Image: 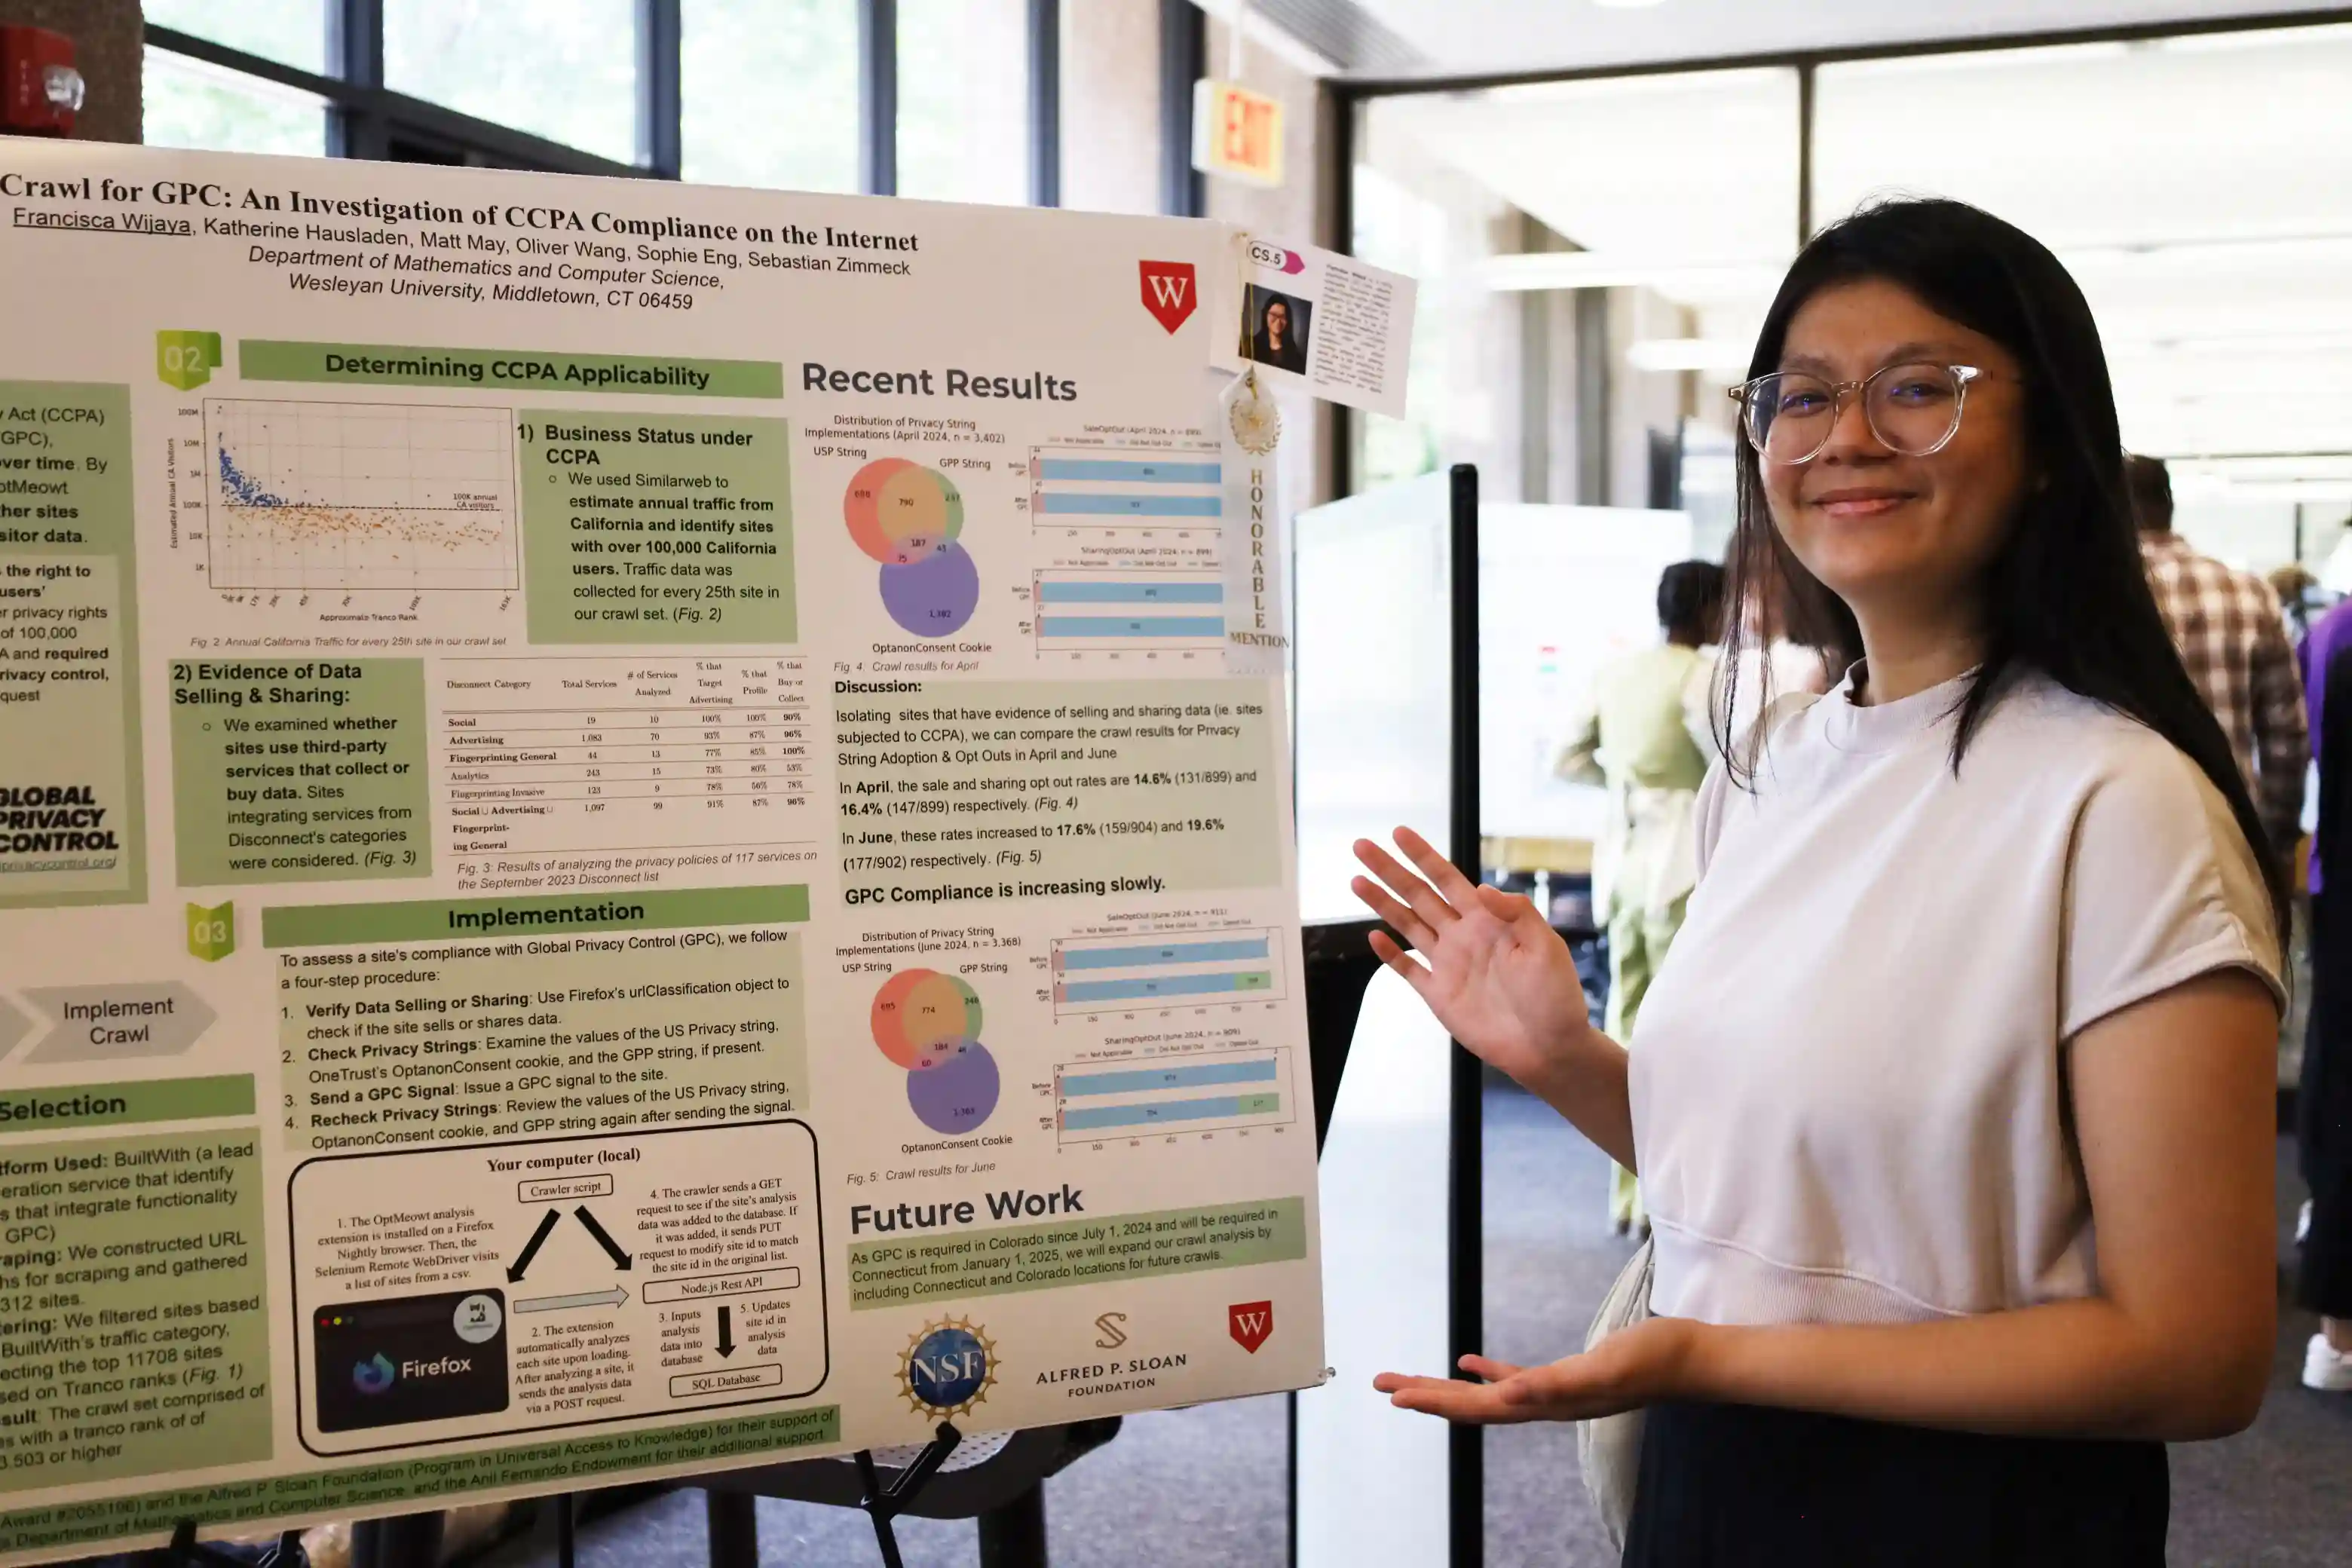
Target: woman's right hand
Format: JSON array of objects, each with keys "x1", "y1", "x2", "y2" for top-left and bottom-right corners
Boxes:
[{"x1": 1349, "y1": 828, "x2": 1599, "y2": 1095}]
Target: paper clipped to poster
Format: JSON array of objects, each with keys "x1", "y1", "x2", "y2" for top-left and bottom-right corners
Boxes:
[{"x1": 1217, "y1": 234, "x2": 1416, "y2": 419}]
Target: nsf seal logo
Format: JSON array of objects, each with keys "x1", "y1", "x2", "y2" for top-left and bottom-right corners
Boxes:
[{"x1": 898, "y1": 1317, "x2": 999, "y2": 1418}]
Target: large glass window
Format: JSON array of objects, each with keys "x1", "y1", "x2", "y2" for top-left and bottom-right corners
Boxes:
[
  {"x1": 144, "y1": 0, "x2": 327, "y2": 75},
  {"x1": 896, "y1": 0, "x2": 1030, "y2": 204},
  {"x1": 1815, "y1": 26, "x2": 2352, "y2": 571},
  {"x1": 144, "y1": 45, "x2": 329, "y2": 157},
  {"x1": 681, "y1": 0, "x2": 861, "y2": 193},
  {"x1": 385, "y1": 0, "x2": 640, "y2": 164},
  {"x1": 1354, "y1": 68, "x2": 1799, "y2": 506}
]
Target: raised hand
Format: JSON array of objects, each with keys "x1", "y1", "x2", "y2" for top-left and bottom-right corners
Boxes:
[{"x1": 1349, "y1": 827, "x2": 1597, "y2": 1094}]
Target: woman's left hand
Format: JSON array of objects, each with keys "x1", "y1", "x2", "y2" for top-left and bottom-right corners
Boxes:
[{"x1": 1372, "y1": 1317, "x2": 1700, "y2": 1424}]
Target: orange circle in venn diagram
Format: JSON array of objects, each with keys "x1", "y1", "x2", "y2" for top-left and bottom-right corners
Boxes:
[
  {"x1": 870, "y1": 969, "x2": 985, "y2": 1070},
  {"x1": 844, "y1": 458, "x2": 964, "y2": 566}
]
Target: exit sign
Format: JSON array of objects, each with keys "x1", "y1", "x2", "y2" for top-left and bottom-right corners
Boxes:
[{"x1": 1192, "y1": 78, "x2": 1284, "y2": 188}]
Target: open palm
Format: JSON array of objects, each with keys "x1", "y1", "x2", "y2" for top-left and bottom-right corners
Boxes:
[{"x1": 1349, "y1": 828, "x2": 1594, "y2": 1091}]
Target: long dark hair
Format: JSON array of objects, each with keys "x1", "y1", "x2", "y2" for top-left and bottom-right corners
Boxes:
[{"x1": 1713, "y1": 197, "x2": 2290, "y2": 942}]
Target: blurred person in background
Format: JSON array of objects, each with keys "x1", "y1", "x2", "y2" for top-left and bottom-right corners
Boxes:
[
  {"x1": 1717, "y1": 534, "x2": 1836, "y2": 765},
  {"x1": 2270, "y1": 563, "x2": 2320, "y2": 647},
  {"x1": 1556, "y1": 561, "x2": 1726, "y2": 1234},
  {"x1": 2301, "y1": 593, "x2": 2352, "y2": 1392},
  {"x1": 2130, "y1": 454, "x2": 2308, "y2": 857}
]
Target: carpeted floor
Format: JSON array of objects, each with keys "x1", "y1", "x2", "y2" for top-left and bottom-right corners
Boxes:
[{"x1": 477, "y1": 1083, "x2": 2352, "y2": 1567}]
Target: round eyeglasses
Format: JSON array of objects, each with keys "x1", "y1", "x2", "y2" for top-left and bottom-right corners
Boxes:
[{"x1": 1729, "y1": 362, "x2": 1984, "y2": 465}]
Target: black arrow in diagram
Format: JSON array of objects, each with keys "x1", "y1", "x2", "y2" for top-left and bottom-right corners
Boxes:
[
  {"x1": 716, "y1": 1305, "x2": 735, "y2": 1358},
  {"x1": 507, "y1": 1209, "x2": 562, "y2": 1283},
  {"x1": 574, "y1": 1205, "x2": 632, "y2": 1269}
]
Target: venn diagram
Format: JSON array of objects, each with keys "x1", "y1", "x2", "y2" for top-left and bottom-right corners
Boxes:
[
  {"x1": 844, "y1": 458, "x2": 979, "y2": 638},
  {"x1": 871, "y1": 968, "x2": 1000, "y2": 1135}
]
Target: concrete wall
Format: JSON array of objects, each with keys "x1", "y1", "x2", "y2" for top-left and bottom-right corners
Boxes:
[{"x1": 0, "y1": 0, "x2": 140, "y2": 143}]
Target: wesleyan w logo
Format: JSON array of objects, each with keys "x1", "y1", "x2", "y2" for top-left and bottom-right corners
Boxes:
[
  {"x1": 1139, "y1": 261, "x2": 1198, "y2": 333},
  {"x1": 1228, "y1": 1300, "x2": 1273, "y2": 1354}
]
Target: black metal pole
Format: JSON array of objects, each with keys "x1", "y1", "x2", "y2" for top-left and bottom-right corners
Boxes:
[
  {"x1": 1028, "y1": 0, "x2": 1061, "y2": 207},
  {"x1": 1445, "y1": 462, "x2": 1483, "y2": 1568},
  {"x1": 975, "y1": 1485, "x2": 1049, "y2": 1566},
  {"x1": 704, "y1": 1489, "x2": 759, "y2": 1568},
  {"x1": 1158, "y1": 0, "x2": 1205, "y2": 217},
  {"x1": 860, "y1": 0, "x2": 899, "y2": 196}
]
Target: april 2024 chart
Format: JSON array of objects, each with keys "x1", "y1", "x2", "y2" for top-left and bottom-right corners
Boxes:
[
  {"x1": 1027, "y1": 446, "x2": 1228, "y2": 660},
  {"x1": 203, "y1": 398, "x2": 521, "y2": 592}
]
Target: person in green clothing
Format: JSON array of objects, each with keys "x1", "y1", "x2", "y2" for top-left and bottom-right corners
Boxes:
[{"x1": 1557, "y1": 560, "x2": 1728, "y2": 1233}]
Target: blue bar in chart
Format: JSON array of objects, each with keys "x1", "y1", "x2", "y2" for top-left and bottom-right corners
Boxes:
[
  {"x1": 1058, "y1": 937, "x2": 1269, "y2": 969},
  {"x1": 1062, "y1": 1093, "x2": 1283, "y2": 1132},
  {"x1": 1060, "y1": 972, "x2": 1273, "y2": 1004},
  {"x1": 1037, "y1": 458, "x2": 1220, "y2": 485},
  {"x1": 1040, "y1": 492, "x2": 1221, "y2": 519},
  {"x1": 1037, "y1": 580, "x2": 1223, "y2": 605},
  {"x1": 1060, "y1": 1058, "x2": 1280, "y2": 1096}
]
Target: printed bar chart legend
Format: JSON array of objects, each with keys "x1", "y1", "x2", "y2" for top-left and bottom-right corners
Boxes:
[
  {"x1": 1049, "y1": 929, "x2": 1283, "y2": 1015},
  {"x1": 1055, "y1": 1048, "x2": 1296, "y2": 1144}
]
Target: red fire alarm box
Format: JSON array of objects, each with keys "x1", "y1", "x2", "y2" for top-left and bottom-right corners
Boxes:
[{"x1": 2, "y1": 25, "x2": 84, "y2": 137}]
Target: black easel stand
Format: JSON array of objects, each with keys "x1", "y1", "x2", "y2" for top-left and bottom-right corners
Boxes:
[{"x1": 850, "y1": 1423, "x2": 963, "y2": 1568}]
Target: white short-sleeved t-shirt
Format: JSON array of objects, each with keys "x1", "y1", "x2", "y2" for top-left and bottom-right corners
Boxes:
[{"x1": 1628, "y1": 666, "x2": 2283, "y2": 1326}]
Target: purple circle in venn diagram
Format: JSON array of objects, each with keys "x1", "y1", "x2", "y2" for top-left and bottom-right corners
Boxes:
[
  {"x1": 877, "y1": 539, "x2": 979, "y2": 638},
  {"x1": 905, "y1": 1037, "x2": 1000, "y2": 1135}
]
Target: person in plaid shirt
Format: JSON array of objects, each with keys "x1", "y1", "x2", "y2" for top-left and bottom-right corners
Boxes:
[{"x1": 2127, "y1": 455, "x2": 2309, "y2": 853}]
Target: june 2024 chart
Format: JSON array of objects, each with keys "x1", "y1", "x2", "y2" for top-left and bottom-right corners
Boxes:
[
  {"x1": 1048, "y1": 929, "x2": 1297, "y2": 1146},
  {"x1": 202, "y1": 398, "x2": 522, "y2": 592}
]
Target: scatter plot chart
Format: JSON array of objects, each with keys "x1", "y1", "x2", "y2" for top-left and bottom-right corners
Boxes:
[
  {"x1": 871, "y1": 969, "x2": 999, "y2": 1135},
  {"x1": 844, "y1": 458, "x2": 979, "y2": 636},
  {"x1": 204, "y1": 399, "x2": 519, "y2": 591}
]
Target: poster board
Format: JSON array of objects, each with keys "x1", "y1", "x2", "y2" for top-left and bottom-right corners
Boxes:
[{"x1": 0, "y1": 143, "x2": 1322, "y2": 1560}]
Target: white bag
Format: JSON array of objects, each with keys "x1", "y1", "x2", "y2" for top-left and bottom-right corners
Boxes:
[{"x1": 1577, "y1": 1236, "x2": 1655, "y2": 1550}]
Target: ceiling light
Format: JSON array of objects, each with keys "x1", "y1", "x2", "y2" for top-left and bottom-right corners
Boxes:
[{"x1": 1592, "y1": 0, "x2": 1669, "y2": 8}]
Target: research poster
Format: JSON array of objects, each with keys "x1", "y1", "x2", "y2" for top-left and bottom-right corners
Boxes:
[{"x1": 0, "y1": 143, "x2": 1325, "y2": 1560}]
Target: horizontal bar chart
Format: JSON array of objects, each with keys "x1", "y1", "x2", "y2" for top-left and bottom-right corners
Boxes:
[
  {"x1": 1033, "y1": 573, "x2": 1226, "y2": 655},
  {"x1": 1030, "y1": 445, "x2": 1222, "y2": 531},
  {"x1": 1054, "y1": 1047, "x2": 1296, "y2": 1145},
  {"x1": 1050, "y1": 926, "x2": 1285, "y2": 1014}
]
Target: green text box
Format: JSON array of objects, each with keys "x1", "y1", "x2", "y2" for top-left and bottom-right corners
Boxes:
[
  {"x1": 262, "y1": 884, "x2": 808, "y2": 947},
  {"x1": 0, "y1": 1131, "x2": 269, "y2": 1491},
  {"x1": 847, "y1": 1196, "x2": 1306, "y2": 1309},
  {"x1": 170, "y1": 658, "x2": 430, "y2": 887},
  {"x1": 0, "y1": 382, "x2": 145, "y2": 908},
  {"x1": 0, "y1": 1404, "x2": 838, "y2": 1556},
  {"x1": 521, "y1": 412, "x2": 796, "y2": 645},
  {"x1": 0, "y1": 1076, "x2": 253, "y2": 1134},
  {"x1": 238, "y1": 342, "x2": 782, "y2": 400}
]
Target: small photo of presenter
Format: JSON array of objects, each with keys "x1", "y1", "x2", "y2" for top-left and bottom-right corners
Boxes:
[{"x1": 1242, "y1": 285, "x2": 1309, "y2": 374}]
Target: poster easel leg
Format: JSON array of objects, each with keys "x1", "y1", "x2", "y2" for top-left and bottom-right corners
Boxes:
[
  {"x1": 350, "y1": 1509, "x2": 445, "y2": 1568},
  {"x1": 703, "y1": 1488, "x2": 760, "y2": 1568},
  {"x1": 852, "y1": 1423, "x2": 963, "y2": 1568},
  {"x1": 975, "y1": 1485, "x2": 1047, "y2": 1567}
]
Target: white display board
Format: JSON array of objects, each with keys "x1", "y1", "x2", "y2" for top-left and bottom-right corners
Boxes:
[
  {"x1": 1478, "y1": 504, "x2": 1695, "y2": 843},
  {"x1": 0, "y1": 143, "x2": 1324, "y2": 1560}
]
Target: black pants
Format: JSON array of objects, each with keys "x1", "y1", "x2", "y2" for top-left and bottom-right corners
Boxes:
[
  {"x1": 1621, "y1": 1401, "x2": 2167, "y2": 1566},
  {"x1": 2303, "y1": 887, "x2": 2352, "y2": 1318}
]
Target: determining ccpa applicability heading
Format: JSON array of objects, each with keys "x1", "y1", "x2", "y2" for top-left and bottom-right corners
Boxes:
[{"x1": 803, "y1": 363, "x2": 1079, "y2": 401}]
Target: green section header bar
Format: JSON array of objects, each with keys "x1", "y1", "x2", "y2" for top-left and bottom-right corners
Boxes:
[
  {"x1": 263, "y1": 885, "x2": 810, "y2": 948},
  {"x1": 0, "y1": 1405, "x2": 839, "y2": 1556},
  {"x1": 0, "y1": 1075, "x2": 253, "y2": 1133},
  {"x1": 239, "y1": 340, "x2": 783, "y2": 399},
  {"x1": 848, "y1": 1196, "x2": 1308, "y2": 1310}
]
